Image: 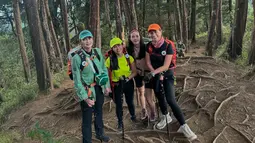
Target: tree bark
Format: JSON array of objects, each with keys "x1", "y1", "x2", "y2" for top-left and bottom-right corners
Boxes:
[
  {"x1": 130, "y1": 0, "x2": 138, "y2": 30},
  {"x1": 24, "y1": 0, "x2": 53, "y2": 91},
  {"x1": 60, "y1": 0, "x2": 70, "y2": 52},
  {"x1": 180, "y1": 0, "x2": 189, "y2": 51},
  {"x1": 40, "y1": 0, "x2": 56, "y2": 71},
  {"x1": 13, "y1": 0, "x2": 31, "y2": 83},
  {"x1": 122, "y1": 0, "x2": 132, "y2": 31},
  {"x1": 227, "y1": 0, "x2": 248, "y2": 59},
  {"x1": 248, "y1": 0, "x2": 255, "y2": 65},
  {"x1": 206, "y1": 0, "x2": 218, "y2": 56},
  {"x1": 156, "y1": 0, "x2": 161, "y2": 25},
  {"x1": 215, "y1": 0, "x2": 222, "y2": 49},
  {"x1": 45, "y1": 0, "x2": 64, "y2": 69},
  {"x1": 104, "y1": 0, "x2": 112, "y2": 37},
  {"x1": 167, "y1": 0, "x2": 175, "y2": 40},
  {"x1": 115, "y1": 0, "x2": 123, "y2": 38},
  {"x1": 88, "y1": 0, "x2": 101, "y2": 48},
  {"x1": 189, "y1": 0, "x2": 196, "y2": 43},
  {"x1": 142, "y1": 0, "x2": 146, "y2": 36},
  {"x1": 175, "y1": 0, "x2": 183, "y2": 42}
]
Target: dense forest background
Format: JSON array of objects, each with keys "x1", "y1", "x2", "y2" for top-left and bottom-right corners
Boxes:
[{"x1": 0, "y1": 0, "x2": 255, "y2": 142}]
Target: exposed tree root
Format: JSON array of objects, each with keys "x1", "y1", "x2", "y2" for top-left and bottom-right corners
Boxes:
[
  {"x1": 178, "y1": 56, "x2": 214, "y2": 60},
  {"x1": 214, "y1": 92, "x2": 240, "y2": 126},
  {"x1": 149, "y1": 137, "x2": 166, "y2": 143},
  {"x1": 35, "y1": 108, "x2": 53, "y2": 116},
  {"x1": 242, "y1": 114, "x2": 249, "y2": 124},
  {"x1": 210, "y1": 70, "x2": 229, "y2": 79},
  {"x1": 195, "y1": 93, "x2": 202, "y2": 108},
  {"x1": 190, "y1": 74, "x2": 216, "y2": 80},
  {"x1": 212, "y1": 126, "x2": 227, "y2": 143},
  {"x1": 138, "y1": 136, "x2": 154, "y2": 143},
  {"x1": 104, "y1": 123, "x2": 117, "y2": 132},
  {"x1": 64, "y1": 102, "x2": 79, "y2": 110},
  {"x1": 177, "y1": 57, "x2": 191, "y2": 67},
  {"x1": 183, "y1": 76, "x2": 192, "y2": 91},
  {"x1": 229, "y1": 125, "x2": 253, "y2": 143},
  {"x1": 196, "y1": 78, "x2": 202, "y2": 88}
]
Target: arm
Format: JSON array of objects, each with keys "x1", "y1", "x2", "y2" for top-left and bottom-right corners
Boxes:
[
  {"x1": 72, "y1": 55, "x2": 88, "y2": 101},
  {"x1": 128, "y1": 58, "x2": 137, "y2": 80},
  {"x1": 145, "y1": 52, "x2": 155, "y2": 72},
  {"x1": 97, "y1": 48, "x2": 111, "y2": 89},
  {"x1": 153, "y1": 54, "x2": 172, "y2": 74}
]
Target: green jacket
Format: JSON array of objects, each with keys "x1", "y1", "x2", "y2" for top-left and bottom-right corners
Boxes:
[{"x1": 71, "y1": 48, "x2": 110, "y2": 101}]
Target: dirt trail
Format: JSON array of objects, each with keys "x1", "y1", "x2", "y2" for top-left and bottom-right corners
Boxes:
[{"x1": 2, "y1": 45, "x2": 255, "y2": 143}]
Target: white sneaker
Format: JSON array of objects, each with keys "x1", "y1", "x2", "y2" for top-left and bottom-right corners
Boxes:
[
  {"x1": 155, "y1": 112, "x2": 172, "y2": 129},
  {"x1": 177, "y1": 124, "x2": 197, "y2": 141}
]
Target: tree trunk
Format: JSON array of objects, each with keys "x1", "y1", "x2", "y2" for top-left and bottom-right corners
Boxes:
[
  {"x1": 88, "y1": 0, "x2": 101, "y2": 48},
  {"x1": 157, "y1": 0, "x2": 161, "y2": 25},
  {"x1": 180, "y1": 0, "x2": 189, "y2": 51},
  {"x1": 215, "y1": 0, "x2": 222, "y2": 49},
  {"x1": 122, "y1": 0, "x2": 132, "y2": 31},
  {"x1": 142, "y1": 0, "x2": 146, "y2": 36},
  {"x1": 60, "y1": 0, "x2": 70, "y2": 52},
  {"x1": 24, "y1": 0, "x2": 53, "y2": 91},
  {"x1": 40, "y1": 0, "x2": 56, "y2": 71},
  {"x1": 13, "y1": 0, "x2": 31, "y2": 83},
  {"x1": 104, "y1": 0, "x2": 112, "y2": 37},
  {"x1": 45, "y1": 0, "x2": 64, "y2": 69},
  {"x1": 115, "y1": 0, "x2": 122, "y2": 38},
  {"x1": 206, "y1": 0, "x2": 218, "y2": 56},
  {"x1": 228, "y1": 0, "x2": 248, "y2": 59},
  {"x1": 248, "y1": 0, "x2": 255, "y2": 65},
  {"x1": 189, "y1": 0, "x2": 196, "y2": 43},
  {"x1": 175, "y1": 0, "x2": 183, "y2": 42},
  {"x1": 130, "y1": 0, "x2": 138, "y2": 30}
]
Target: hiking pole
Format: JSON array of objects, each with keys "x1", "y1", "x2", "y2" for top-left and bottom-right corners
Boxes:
[
  {"x1": 120, "y1": 76, "x2": 125, "y2": 143},
  {"x1": 159, "y1": 79, "x2": 171, "y2": 143}
]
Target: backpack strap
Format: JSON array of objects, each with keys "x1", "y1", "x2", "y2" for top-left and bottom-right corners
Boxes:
[{"x1": 93, "y1": 48, "x2": 101, "y2": 61}]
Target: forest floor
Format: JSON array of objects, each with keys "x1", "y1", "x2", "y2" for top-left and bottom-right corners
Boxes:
[{"x1": 2, "y1": 44, "x2": 255, "y2": 143}]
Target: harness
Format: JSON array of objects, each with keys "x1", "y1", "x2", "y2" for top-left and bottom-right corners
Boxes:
[{"x1": 71, "y1": 48, "x2": 101, "y2": 98}]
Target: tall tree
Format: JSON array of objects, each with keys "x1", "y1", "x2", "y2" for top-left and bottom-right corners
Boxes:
[
  {"x1": 130, "y1": 0, "x2": 138, "y2": 30},
  {"x1": 115, "y1": 0, "x2": 122, "y2": 38},
  {"x1": 175, "y1": 0, "x2": 183, "y2": 42},
  {"x1": 189, "y1": 0, "x2": 196, "y2": 43},
  {"x1": 156, "y1": 0, "x2": 161, "y2": 25},
  {"x1": 24, "y1": 0, "x2": 53, "y2": 91},
  {"x1": 167, "y1": 0, "x2": 175, "y2": 40},
  {"x1": 104, "y1": 0, "x2": 112, "y2": 37},
  {"x1": 88, "y1": 0, "x2": 101, "y2": 48},
  {"x1": 248, "y1": 0, "x2": 255, "y2": 65},
  {"x1": 13, "y1": 0, "x2": 31, "y2": 83},
  {"x1": 40, "y1": 0, "x2": 56, "y2": 71},
  {"x1": 45, "y1": 0, "x2": 64, "y2": 69},
  {"x1": 180, "y1": 0, "x2": 189, "y2": 51},
  {"x1": 142, "y1": 0, "x2": 146, "y2": 36},
  {"x1": 215, "y1": 0, "x2": 223, "y2": 48},
  {"x1": 227, "y1": 0, "x2": 248, "y2": 59},
  {"x1": 206, "y1": 0, "x2": 218, "y2": 56},
  {"x1": 122, "y1": 0, "x2": 132, "y2": 31},
  {"x1": 60, "y1": 0, "x2": 70, "y2": 52}
]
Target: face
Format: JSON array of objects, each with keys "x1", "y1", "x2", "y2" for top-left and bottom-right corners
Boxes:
[
  {"x1": 148, "y1": 30, "x2": 162, "y2": 43},
  {"x1": 130, "y1": 31, "x2": 140, "y2": 45},
  {"x1": 112, "y1": 44, "x2": 123, "y2": 56},
  {"x1": 80, "y1": 37, "x2": 93, "y2": 49}
]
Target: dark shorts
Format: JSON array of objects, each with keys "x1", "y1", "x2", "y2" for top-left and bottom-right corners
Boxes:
[{"x1": 134, "y1": 74, "x2": 153, "y2": 89}]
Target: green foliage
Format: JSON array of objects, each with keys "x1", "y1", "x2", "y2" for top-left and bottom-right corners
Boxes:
[
  {"x1": 28, "y1": 121, "x2": 63, "y2": 143},
  {"x1": 0, "y1": 131, "x2": 22, "y2": 143}
]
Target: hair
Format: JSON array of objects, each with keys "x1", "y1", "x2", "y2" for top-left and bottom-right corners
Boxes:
[
  {"x1": 127, "y1": 30, "x2": 146, "y2": 59},
  {"x1": 109, "y1": 49, "x2": 119, "y2": 70}
]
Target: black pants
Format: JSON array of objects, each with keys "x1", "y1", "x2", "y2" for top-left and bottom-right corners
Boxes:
[
  {"x1": 113, "y1": 80, "x2": 136, "y2": 125},
  {"x1": 80, "y1": 85, "x2": 105, "y2": 143},
  {"x1": 152, "y1": 75, "x2": 185, "y2": 125}
]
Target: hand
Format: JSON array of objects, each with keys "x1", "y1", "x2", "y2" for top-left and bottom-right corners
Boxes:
[
  {"x1": 85, "y1": 98, "x2": 95, "y2": 107},
  {"x1": 125, "y1": 77, "x2": 130, "y2": 83},
  {"x1": 104, "y1": 87, "x2": 112, "y2": 96},
  {"x1": 144, "y1": 72, "x2": 155, "y2": 83}
]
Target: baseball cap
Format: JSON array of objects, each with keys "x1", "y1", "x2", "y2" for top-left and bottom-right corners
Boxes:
[
  {"x1": 79, "y1": 30, "x2": 93, "y2": 40},
  {"x1": 148, "y1": 24, "x2": 161, "y2": 32},
  {"x1": 110, "y1": 37, "x2": 122, "y2": 48}
]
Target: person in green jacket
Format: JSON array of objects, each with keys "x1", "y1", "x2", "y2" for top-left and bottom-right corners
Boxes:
[{"x1": 71, "y1": 30, "x2": 111, "y2": 143}]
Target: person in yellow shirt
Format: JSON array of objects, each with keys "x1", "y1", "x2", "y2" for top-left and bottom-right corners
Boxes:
[{"x1": 105, "y1": 37, "x2": 137, "y2": 132}]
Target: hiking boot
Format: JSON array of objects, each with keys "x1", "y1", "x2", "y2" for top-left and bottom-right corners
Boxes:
[
  {"x1": 117, "y1": 123, "x2": 123, "y2": 133},
  {"x1": 150, "y1": 112, "x2": 156, "y2": 122},
  {"x1": 177, "y1": 124, "x2": 197, "y2": 141},
  {"x1": 141, "y1": 109, "x2": 148, "y2": 120},
  {"x1": 96, "y1": 135, "x2": 110, "y2": 142},
  {"x1": 155, "y1": 112, "x2": 172, "y2": 130}
]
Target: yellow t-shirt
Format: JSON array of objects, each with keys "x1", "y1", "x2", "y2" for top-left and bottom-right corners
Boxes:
[{"x1": 105, "y1": 54, "x2": 134, "y2": 82}]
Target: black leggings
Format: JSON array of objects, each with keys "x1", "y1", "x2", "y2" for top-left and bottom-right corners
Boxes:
[
  {"x1": 152, "y1": 75, "x2": 185, "y2": 125},
  {"x1": 113, "y1": 80, "x2": 136, "y2": 125}
]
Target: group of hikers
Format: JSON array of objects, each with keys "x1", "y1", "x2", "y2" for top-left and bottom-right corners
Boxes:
[{"x1": 68, "y1": 23, "x2": 196, "y2": 143}]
